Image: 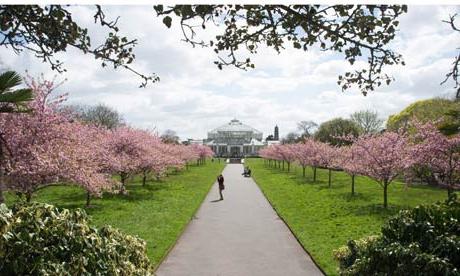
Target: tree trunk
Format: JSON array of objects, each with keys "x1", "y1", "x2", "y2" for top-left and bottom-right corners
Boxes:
[
  {"x1": 302, "y1": 166, "x2": 306, "y2": 177},
  {"x1": 0, "y1": 164, "x2": 4, "y2": 203},
  {"x1": 86, "y1": 191, "x2": 91, "y2": 207},
  {"x1": 282, "y1": 160, "x2": 285, "y2": 170},
  {"x1": 383, "y1": 182, "x2": 388, "y2": 209},
  {"x1": 351, "y1": 175, "x2": 355, "y2": 195},
  {"x1": 313, "y1": 167, "x2": 317, "y2": 182},
  {"x1": 0, "y1": 141, "x2": 5, "y2": 204},
  {"x1": 328, "y1": 169, "x2": 332, "y2": 188},
  {"x1": 142, "y1": 172, "x2": 147, "y2": 186},
  {"x1": 26, "y1": 192, "x2": 32, "y2": 202},
  {"x1": 120, "y1": 174, "x2": 127, "y2": 195},
  {"x1": 287, "y1": 162, "x2": 290, "y2": 172}
]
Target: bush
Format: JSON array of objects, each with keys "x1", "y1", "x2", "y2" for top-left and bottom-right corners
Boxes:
[
  {"x1": 334, "y1": 195, "x2": 460, "y2": 275},
  {"x1": 0, "y1": 202, "x2": 154, "y2": 275}
]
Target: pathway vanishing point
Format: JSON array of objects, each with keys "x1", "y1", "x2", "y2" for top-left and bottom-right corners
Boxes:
[{"x1": 156, "y1": 163, "x2": 324, "y2": 276}]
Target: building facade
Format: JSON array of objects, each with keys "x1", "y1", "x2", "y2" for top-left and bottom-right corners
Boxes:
[{"x1": 205, "y1": 119, "x2": 265, "y2": 157}]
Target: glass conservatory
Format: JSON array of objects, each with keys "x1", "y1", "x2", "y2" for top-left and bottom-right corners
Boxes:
[{"x1": 205, "y1": 119, "x2": 264, "y2": 157}]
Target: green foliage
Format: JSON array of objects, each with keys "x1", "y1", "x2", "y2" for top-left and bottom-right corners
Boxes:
[
  {"x1": 387, "y1": 98, "x2": 460, "y2": 135},
  {"x1": 440, "y1": 107, "x2": 460, "y2": 135},
  {"x1": 246, "y1": 158, "x2": 446, "y2": 275},
  {"x1": 0, "y1": 202, "x2": 154, "y2": 275},
  {"x1": 315, "y1": 118, "x2": 360, "y2": 146},
  {"x1": 0, "y1": 70, "x2": 33, "y2": 113},
  {"x1": 334, "y1": 195, "x2": 460, "y2": 275}
]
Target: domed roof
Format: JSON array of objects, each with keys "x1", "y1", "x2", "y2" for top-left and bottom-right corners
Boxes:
[{"x1": 209, "y1": 119, "x2": 262, "y2": 134}]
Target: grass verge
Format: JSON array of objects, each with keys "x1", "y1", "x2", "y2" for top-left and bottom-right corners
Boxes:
[
  {"x1": 5, "y1": 160, "x2": 225, "y2": 267},
  {"x1": 246, "y1": 158, "x2": 447, "y2": 275}
]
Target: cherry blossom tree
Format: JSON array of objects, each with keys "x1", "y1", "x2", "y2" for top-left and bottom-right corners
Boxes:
[
  {"x1": 409, "y1": 122, "x2": 460, "y2": 196},
  {"x1": 190, "y1": 144, "x2": 214, "y2": 165},
  {"x1": 0, "y1": 76, "x2": 114, "y2": 204},
  {"x1": 106, "y1": 126, "x2": 145, "y2": 194},
  {"x1": 291, "y1": 143, "x2": 312, "y2": 177},
  {"x1": 351, "y1": 132, "x2": 409, "y2": 208},
  {"x1": 178, "y1": 145, "x2": 197, "y2": 169},
  {"x1": 302, "y1": 139, "x2": 325, "y2": 182},
  {"x1": 260, "y1": 146, "x2": 280, "y2": 168},
  {"x1": 276, "y1": 144, "x2": 297, "y2": 172},
  {"x1": 338, "y1": 145, "x2": 363, "y2": 195},
  {"x1": 315, "y1": 143, "x2": 340, "y2": 188},
  {"x1": 135, "y1": 130, "x2": 165, "y2": 186}
]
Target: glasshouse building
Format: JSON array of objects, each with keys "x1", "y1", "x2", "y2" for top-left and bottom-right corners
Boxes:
[{"x1": 205, "y1": 119, "x2": 265, "y2": 157}]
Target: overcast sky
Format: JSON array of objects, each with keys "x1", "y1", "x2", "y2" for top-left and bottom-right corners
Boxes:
[{"x1": 1, "y1": 5, "x2": 459, "y2": 140}]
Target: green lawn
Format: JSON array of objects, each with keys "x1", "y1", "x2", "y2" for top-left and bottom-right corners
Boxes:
[
  {"x1": 5, "y1": 160, "x2": 225, "y2": 268},
  {"x1": 246, "y1": 158, "x2": 448, "y2": 276}
]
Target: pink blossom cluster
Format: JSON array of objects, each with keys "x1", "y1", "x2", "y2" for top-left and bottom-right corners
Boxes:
[{"x1": 0, "y1": 77, "x2": 214, "y2": 203}]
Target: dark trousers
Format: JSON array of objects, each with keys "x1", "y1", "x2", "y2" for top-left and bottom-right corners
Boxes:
[{"x1": 219, "y1": 188, "x2": 224, "y2": 200}]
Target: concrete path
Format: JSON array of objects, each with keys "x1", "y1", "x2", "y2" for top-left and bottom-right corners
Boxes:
[{"x1": 156, "y1": 164, "x2": 324, "y2": 276}]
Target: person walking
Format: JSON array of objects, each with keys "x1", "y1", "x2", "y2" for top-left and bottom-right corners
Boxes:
[{"x1": 217, "y1": 174, "x2": 225, "y2": 200}]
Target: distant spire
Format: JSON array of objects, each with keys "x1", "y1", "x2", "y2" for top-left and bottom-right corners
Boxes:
[{"x1": 274, "y1": 125, "x2": 279, "y2": 140}]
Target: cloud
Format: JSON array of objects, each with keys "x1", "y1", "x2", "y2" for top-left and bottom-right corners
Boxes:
[{"x1": 1, "y1": 5, "x2": 458, "y2": 140}]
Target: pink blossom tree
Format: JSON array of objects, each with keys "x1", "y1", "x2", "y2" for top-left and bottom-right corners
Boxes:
[
  {"x1": 190, "y1": 144, "x2": 214, "y2": 165},
  {"x1": 135, "y1": 130, "x2": 165, "y2": 186},
  {"x1": 291, "y1": 143, "x2": 313, "y2": 177},
  {"x1": 276, "y1": 144, "x2": 297, "y2": 172},
  {"x1": 106, "y1": 126, "x2": 145, "y2": 194},
  {"x1": 338, "y1": 145, "x2": 363, "y2": 195},
  {"x1": 174, "y1": 144, "x2": 199, "y2": 169},
  {"x1": 260, "y1": 146, "x2": 280, "y2": 168},
  {"x1": 409, "y1": 122, "x2": 460, "y2": 196},
  {"x1": 315, "y1": 143, "x2": 340, "y2": 188},
  {"x1": 0, "y1": 76, "x2": 114, "y2": 204},
  {"x1": 303, "y1": 139, "x2": 325, "y2": 182},
  {"x1": 352, "y1": 132, "x2": 409, "y2": 208}
]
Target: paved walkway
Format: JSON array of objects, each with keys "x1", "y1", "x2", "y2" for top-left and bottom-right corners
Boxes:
[{"x1": 156, "y1": 164, "x2": 323, "y2": 276}]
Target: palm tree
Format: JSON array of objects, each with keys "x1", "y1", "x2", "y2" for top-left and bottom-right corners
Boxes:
[
  {"x1": 0, "y1": 71, "x2": 33, "y2": 113},
  {"x1": 0, "y1": 71, "x2": 33, "y2": 203}
]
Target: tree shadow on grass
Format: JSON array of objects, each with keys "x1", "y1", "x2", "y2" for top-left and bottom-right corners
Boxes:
[
  {"x1": 337, "y1": 192, "x2": 372, "y2": 202},
  {"x1": 97, "y1": 182, "x2": 170, "y2": 203},
  {"x1": 165, "y1": 170, "x2": 183, "y2": 176},
  {"x1": 46, "y1": 190, "x2": 86, "y2": 202},
  {"x1": 52, "y1": 202, "x2": 88, "y2": 211},
  {"x1": 291, "y1": 175, "x2": 321, "y2": 186},
  {"x1": 349, "y1": 203, "x2": 404, "y2": 219},
  {"x1": 316, "y1": 183, "x2": 347, "y2": 191}
]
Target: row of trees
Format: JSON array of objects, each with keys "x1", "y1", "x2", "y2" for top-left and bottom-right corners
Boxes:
[
  {"x1": 0, "y1": 74, "x2": 214, "y2": 206},
  {"x1": 282, "y1": 110, "x2": 383, "y2": 144},
  {"x1": 260, "y1": 123, "x2": 459, "y2": 208}
]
